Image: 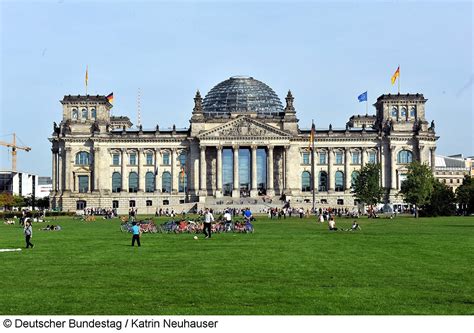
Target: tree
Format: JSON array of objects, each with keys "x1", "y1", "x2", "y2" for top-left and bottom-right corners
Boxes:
[
  {"x1": 36, "y1": 197, "x2": 50, "y2": 210},
  {"x1": 352, "y1": 163, "x2": 383, "y2": 215},
  {"x1": 0, "y1": 193, "x2": 14, "y2": 210},
  {"x1": 422, "y1": 181, "x2": 456, "y2": 216},
  {"x1": 12, "y1": 195, "x2": 25, "y2": 209},
  {"x1": 400, "y1": 161, "x2": 435, "y2": 218},
  {"x1": 456, "y1": 175, "x2": 474, "y2": 215}
]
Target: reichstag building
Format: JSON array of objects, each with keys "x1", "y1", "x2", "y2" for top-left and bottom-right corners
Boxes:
[{"x1": 49, "y1": 76, "x2": 438, "y2": 213}]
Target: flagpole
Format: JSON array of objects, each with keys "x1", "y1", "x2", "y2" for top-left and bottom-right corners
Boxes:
[
  {"x1": 311, "y1": 119, "x2": 316, "y2": 213},
  {"x1": 85, "y1": 65, "x2": 88, "y2": 96}
]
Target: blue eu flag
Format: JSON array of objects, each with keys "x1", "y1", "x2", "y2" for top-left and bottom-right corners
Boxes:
[{"x1": 358, "y1": 91, "x2": 367, "y2": 102}]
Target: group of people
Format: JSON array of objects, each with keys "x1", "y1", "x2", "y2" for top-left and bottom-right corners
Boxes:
[
  {"x1": 83, "y1": 207, "x2": 118, "y2": 219},
  {"x1": 40, "y1": 224, "x2": 62, "y2": 231}
]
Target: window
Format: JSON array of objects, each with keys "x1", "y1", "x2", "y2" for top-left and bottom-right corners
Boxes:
[
  {"x1": 129, "y1": 172, "x2": 138, "y2": 192},
  {"x1": 335, "y1": 151, "x2": 343, "y2": 165},
  {"x1": 163, "y1": 200, "x2": 169, "y2": 205},
  {"x1": 146, "y1": 200, "x2": 153, "y2": 207},
  {"x1": 146, "y1": 152, "x2": 153, "y2": 165},
  {"x1": 82, "y1": 108, "x2": 88, "y2": 119},
  {"x1": 178, "y1": 152, "x2": 186, "y2": 166},
  {"x1": 112, "y1": 153, "x2": 120, "y2": 166},
  {"x1": 335, "y1": 171, "x2": 344, "y2": 192},
  {"x1": 76, "y1": 200, "x2": 87, "y2": 210},
  {"x1": 112, "y1": 172, "x2": 121, "y2": 193},
  {"x1": 129, "y1": 153, "x2": 137, "y2": 165},
  {"x1": 91, "y1": 108, "x2": 97, "y2": 119},
  {"x1": 112, "y1": 200, "x2": 119, "y2": 208},
  {"x1": 319, "y1": 152, "x2": 327, "y2": 164},
  {"x1": 178, "y1": 171, "x2": 187, "y2": 193},
  {"x1": 301, "y1": 171, "x2": 311, "y2": 192},
  {"x1": 397, "y1": 150, "x2": 413, "y2": 164},
  {"x1": 302, "y1": 152, "x2": 310, "y2": 165},
  {"x1": 72, "y1": 109, "x2": 78, "y2": 119},
  {"x1": 368, "y1": 151, "x2": 377, "y2": 164},
  {"x1": 163, "y1": 152, "x2": 170, "y2": 165},
  {"x1": 410, "y1": 106, "x2": 416, "y2": 117},
  {"x1": 321, "y1": 199, "x2": 328, "y2": 204},
  {"x1": 391, "y1": 106, "x2": 398, "y2": 117},
  {"x1": 401, "y1": 107, "x2": 407, "y2": 118},
  {"x1": 337, "y1": 199, "x2": 344, "y2": 205},
  {"x1": 129, "y1": 200, "x2": 136, "y2": 208},
  {"x1": 351, "y1": 171, "x2": 360, "y2": 188},
  {"x1": 352, "y1": 152, "x2": 360, "y2": 164},
  {"x1": 78, "y1": 175, "x2": 89, "y2": 193},
  {"x1": 318, "y1": 171, "x2": 328, "y2": 192},
  {"x1": 145, "y1": 172, "x2": 155, "y2": 193},
  {"x1": 162, "y1": 171, "x2": 171, "y2": 193},
  {"x1": 75, "y1": 152, "x2": 90, "y2": 165}
]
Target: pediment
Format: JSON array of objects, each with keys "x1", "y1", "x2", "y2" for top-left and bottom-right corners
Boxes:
[{"x1": 197, "y1": 116, "x2": 291, "y2": 139}]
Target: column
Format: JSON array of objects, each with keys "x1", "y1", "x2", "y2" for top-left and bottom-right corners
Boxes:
[
  {"x1": 138, "y1": 148, "x2": 144, "y2": 192},
  {"x1": 430, "y1": 147, "x2": 436, "y2": 172},
  {"x1": 390, "y1": 145, "x2": 397, "y2": 190},
  {"x1": 344, "y1": 148, "x2": 351, "y2": 191},
  {"x1": 361, "y1": 147, "x2": 366, "y2": 167},
  {"x1": 232, "y1": 145, "x2": 240, "y2": 198},
  {"x1": 267, "y1": 145, "x2": 274, "y2": 196},
  {"x1": 171, "y1": 148, "x2": 178, "y2": 193},
  {"x1": 51, "y1": 148, "x2": 57, "y2": 192},
  {"x1": 216, "y1": 146, "x2": 223, "y2": 197},
  {"x1": 328, "y1": 148, "x2": 334, "y2": 191},
  {"x1": 154, "y1": 148, "x2": 160, "y2": 192},
  {"x1": 312, "y1": 148, "x2": 318, "y2": 193},
  {"x1": 121, "y1": 149, "x2": 128, "y2": 192},
  {"x1": 379, "y1": 145, "x2": 385, "y2": 188},
  {"x1": 284, "y1": 145, "x2": 290, "y2": 193},
  {"x1": 250, "y1": 145, "x2": 258, "y2": 197},
  {"x1": 93, "y1": 147, "x2": 100, "y2": 192},
  {"x1": 58, "y1": 152, "x2": 63, "y2": 192},
  {"x1": 199, "y1": 146, "x2": 206, "y2": 193},
  {"x1": 64, "y1": 147, "x2": 71, "y2": 191}
]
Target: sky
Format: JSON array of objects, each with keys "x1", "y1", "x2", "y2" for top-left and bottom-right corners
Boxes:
[{"x1": 0, "y1": 0, "x2": 472, "y2": 176}]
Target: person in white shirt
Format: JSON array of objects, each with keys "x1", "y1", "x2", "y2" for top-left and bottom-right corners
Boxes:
[
  {"x1": 223, "y1": 210, "x2": 232, "y2": 232},
  {"x1": 203, "y1": 208, "x2": 214, "y2": 239}
]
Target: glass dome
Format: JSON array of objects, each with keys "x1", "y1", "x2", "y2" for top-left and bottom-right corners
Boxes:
[{"x1": 202, "y1": 76, "x2": 284, "y2": 117}]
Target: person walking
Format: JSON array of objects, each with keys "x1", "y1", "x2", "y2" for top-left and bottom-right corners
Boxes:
[
  {"x1": 131, "y1": 222, "x2": 141, "y2": 247},
  {"x1": 203, "y1": 208, "x2": 214, "y2": 239},
  {"x1": 24, "y1": 222, "x2": 34, "y2": 248}
]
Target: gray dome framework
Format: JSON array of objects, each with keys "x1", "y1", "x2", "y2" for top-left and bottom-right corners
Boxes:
[{"x1": 202, "y1": 76, "x2": 284, "y2": 116}]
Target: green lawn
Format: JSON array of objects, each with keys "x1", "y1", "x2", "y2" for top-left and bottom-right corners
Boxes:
[{"x1": 0, "y1": 215, "x2": 473, "y2": 315}]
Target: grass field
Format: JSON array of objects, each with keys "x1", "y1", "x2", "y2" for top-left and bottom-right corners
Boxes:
[{"x1": 0, "y1": 215, "x2": 473, "y2": 315}]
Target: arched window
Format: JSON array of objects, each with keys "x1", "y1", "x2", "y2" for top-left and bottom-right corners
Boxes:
[
  {"x1": 128, "y1": 172, "x2": 138, "y2": 192},
  {"x1": 301, "y1": 171, "x2": 311, "y2": 192},
  {"x1": 75, "y1": 152, "x2": 90, "y2": 165},
  {"x1": 112, "y1": 172, "x2": 121, "y2": 193},
  {"x1": 401, "y1": 107, "x2": 407, "y2": 119},
  {"x1": 397, "y1": 150, "x2": 413, "y2": 164},
  {"x1": 72, "y1": 108, "x2": 78, "y2": 119},
  {"x1": 351, "y1": 171, "x2": 360, "y2": 188},
  {"x1": 178, "y1": 152, "x2": 186, "y2": 166},
  {"x1": 178, "y1": 171, "x2": 187, "y2": 193},
  {"x1": 335, "y1": 171, "x2": 344, "y2": 192},
  {"x1": 318, "y1": 171, "x2": 328, "y2": 192},
  {"x1": 91, "y1": 108, "x2": 97, "y2": 119},
  {"x1": 82, "y1": 108, "x2": 88, "y2": 119},
  {"x1": 410, "y1": 106, "x2": 416, "y2": 117},
  {"x1": 162, "y1": 171, "x2": 171, "y2": 193},
  {"x1": 145, "y1": 171, "x2": 155, "y2": 193},
  {"x1": 391, "y1": 106, "x2": 398, "y2": 117}
]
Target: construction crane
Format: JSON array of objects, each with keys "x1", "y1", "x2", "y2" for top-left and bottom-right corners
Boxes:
[{"x1": 0, "y1": 133, "x2": 31, "y2": 172}]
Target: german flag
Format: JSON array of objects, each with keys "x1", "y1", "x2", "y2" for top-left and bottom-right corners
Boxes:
[
  {"x1": 106, "y1": 92, "x2": 114, "y2": 104},
  {"x1": 391, "y1": 66, "x2": 400, "y2": 85},
  {"x1": 309, "y1": 121, "x2": 315, "y2": 149}
]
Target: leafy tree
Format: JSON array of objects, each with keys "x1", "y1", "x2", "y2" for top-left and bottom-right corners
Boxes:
[
  {"x1": 12, "y1": 195, "x2": 25, "y2": 208},
  {"x1": 456, "y1": 175, "x2": 474, "y2": 215},
  {"x1": 400, "y1": 161, "x2": 435, "y2": 218},
  {"x1": 422, "y1": 181, "x2": 456, "y2": 216},
  {"x1": 36, "y1": 197, "x2": 50, "y2": 210},
  {"x1": 0, "y1": 193, "x2": 14, "y2": 210},
  {"x1": 352, "y1": 163, "x2": 383, "y2": 214}
]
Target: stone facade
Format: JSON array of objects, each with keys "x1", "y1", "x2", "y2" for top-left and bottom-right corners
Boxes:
[{"x1": 49, "y1": 77, "x2": 438, "y2": 213}]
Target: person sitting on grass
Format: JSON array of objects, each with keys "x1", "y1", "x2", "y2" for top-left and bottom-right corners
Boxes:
[
  {"x1": 350, "y1": 221, "x2": 361, "y2": 231},
  {"x1": 328, "y1": 217, "x2": 338, "y2": 231}
]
